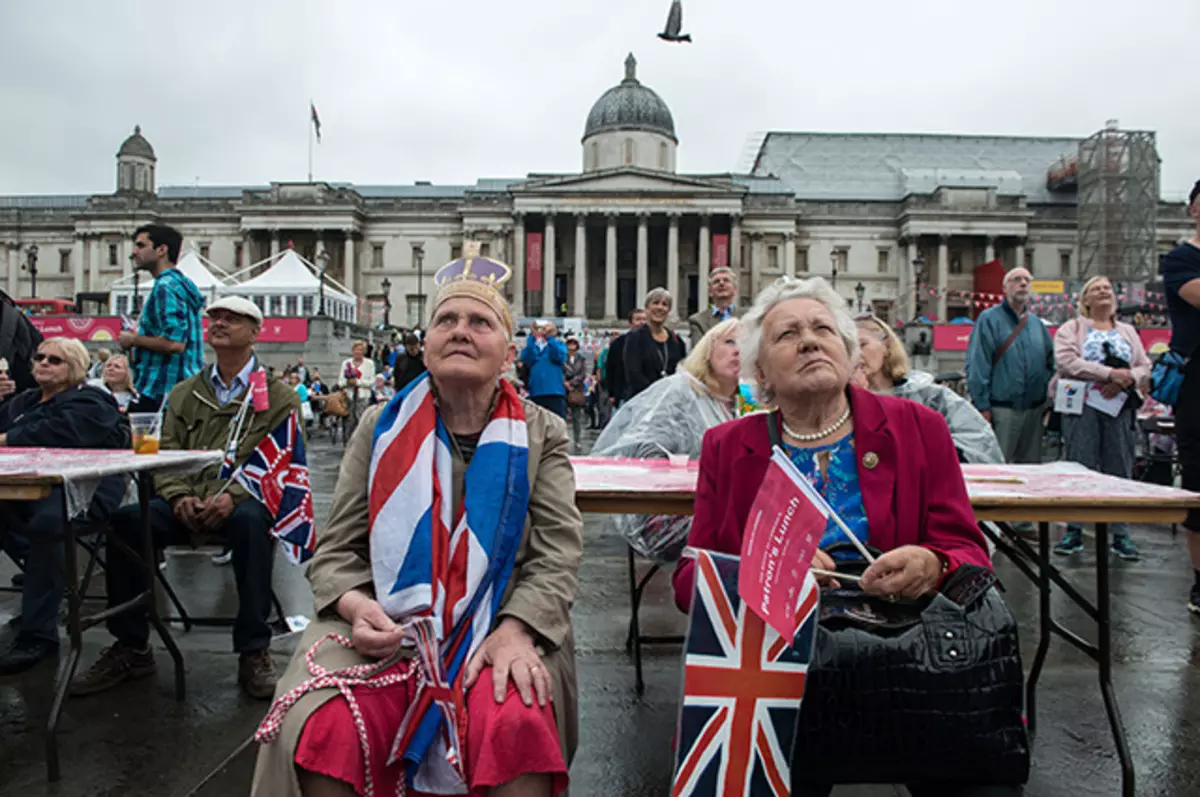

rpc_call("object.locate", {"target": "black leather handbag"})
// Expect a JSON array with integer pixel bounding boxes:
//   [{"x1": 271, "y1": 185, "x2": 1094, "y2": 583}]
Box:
[{"x1": 790, "y1": 546, "x2": 1030, "y2": 786}]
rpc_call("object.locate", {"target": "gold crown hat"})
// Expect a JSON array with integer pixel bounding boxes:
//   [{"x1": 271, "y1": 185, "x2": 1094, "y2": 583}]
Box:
[{"x1": 431, "y1": 242, "x2": 515, "y2": 335}]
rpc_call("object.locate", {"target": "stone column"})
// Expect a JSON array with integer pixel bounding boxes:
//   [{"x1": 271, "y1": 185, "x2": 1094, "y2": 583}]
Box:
[
  {"x1": 1013, "y1": 239, "x2": 1026, "y2": 272},
  {"x1": 730, "y1": 214, "x2": 742, "y2": 274},
  {"x1": 542, "y1": 214, "x2": 556, "y2": 317},
  {"x1": 239, "y1": 234, "x2": 251, "y2": 271},
  {"x1": 604, "y1": 214, "x2": 618, "y2": 320},
  {"x1": 573, "y1": 213, "x2": 587, "y2": 317},
  {"x1": 697, "y1": 215, "x2": 711, "y2": 307},
  {"x1": 270, "y1": 232, "x2": 280, "y2": 258},
  {"x1": 666, "y1": 213, "x2": 680, "y2": 320},
  {"x1": 636, "y1": 213, "x2": 649, "y2": 306},
  {"x1": 88, "y1": 238, "x2": 99, "y2": 291},
  {"x1": 6, "y1": 244, "x2": 17, "y2": 295},
  {"x1": 750, "y1": 233, "x2": 765, "y2": 297},
  {"x1": 512, "y1": 214, "x2": 526, "y2": 316},
  {"x1": 903, "y1": 237, "x2": 916, "y2": 320},
  {"x1": 72, "y1": 236, "x2": 84, "y2": 295},
  {"x1": 937, "y1": 235, "x2": 949, "y2": 321},
  {"x1": 784, "y1": 232, "x2": 797, "y2": 279},
  {"x1": 343, "y1": 233, "x2": 355, "y2": 295},
  {"x1": 984, "y1": 236, "x2": 996, "y2": 264},
  {"x1": 121, "y1": 237, "x2": 132, "y2": 278}
]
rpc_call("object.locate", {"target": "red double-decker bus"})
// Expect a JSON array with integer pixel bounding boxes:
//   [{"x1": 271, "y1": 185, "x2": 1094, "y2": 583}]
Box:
[{"x1": 14, "y1": 298, "x2": 78, "y2": 316}]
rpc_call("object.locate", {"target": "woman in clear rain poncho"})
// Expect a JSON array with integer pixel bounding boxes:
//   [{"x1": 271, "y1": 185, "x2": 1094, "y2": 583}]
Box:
[
  {"x1": 854, "y1": 314, "x2": 1003, "y2": 465},
  {"x1": 591, "y1": 319, "x2": 746, "y2": 562}
]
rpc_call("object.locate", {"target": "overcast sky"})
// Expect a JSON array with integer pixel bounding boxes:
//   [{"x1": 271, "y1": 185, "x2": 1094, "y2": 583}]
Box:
[{"x1": 2, "y1": 0, "x2": 1197, "y2": 199}]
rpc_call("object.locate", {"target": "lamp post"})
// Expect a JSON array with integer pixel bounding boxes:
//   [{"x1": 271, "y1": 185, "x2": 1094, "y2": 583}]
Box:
[
  {"x1": 912, "y1": 254, "x2": 926, "y2": 319},
  {"x1": 316, "y1": 249, "x2": 329, "y2": 316},
  {"x1": 854, "y1": 281, "x2": 866, "y2": 313},
  {"x1": 24, "y1": 244, "x2": 38, "y2": 299},
  {"x1": 413, "y1": 243, "x2": 425, "y2": 324},
  {"x1": 828, "y1": 247, "x2": 839, "y2": 290},
  {"x1": 381, "y1": 277, "x2": 392, "y2": 328}
]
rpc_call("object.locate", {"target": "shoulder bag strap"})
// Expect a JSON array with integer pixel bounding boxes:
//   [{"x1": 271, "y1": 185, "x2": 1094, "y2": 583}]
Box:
[
  {"x1": 766, "y1": 410, "x2": 783, "y2": 449},
  {"x1": 991, "y1": 313, "x2": 1029, "y2": 367}
]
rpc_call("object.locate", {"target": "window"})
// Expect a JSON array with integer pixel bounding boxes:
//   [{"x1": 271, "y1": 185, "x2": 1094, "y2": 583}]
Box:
[
  {"x1": 252, "y1": 296, "x2": 265, "y2": 313},
  {"x1": 480, "y1": 242, "x2": 491, "y2": 257},
  {"x1": 767, "y1": 245, "x2": 779, "y2": 270},
  {"x1": 108, "y1": 244, "x2": 118, "y2": 267},
  {"x1": 877, "y1": 249, "x2": 890, "y2": 273},
  {"x1": 589, "y1": 142, "x2": 598, "y2": 169},
  {"x1": 658, "y1": 142, "x2": 668, "y2": 170},
  {"x1": 302, "y1": 296, "x2": 314, "y2": 315},
  {"x1": 59, "y1": 249, "x2": 71, "y2": 274},
  {"x1": 116, "y1": 295, "x2": 129, "y2": 316},
  {"x1": 834, "y1": 248, "x2": 849, "y2": 271},
  {"x1": 407, "y1": 295, "x2": 427, "y2": 326},
  {"x1": 623, "y1": 138, "x2": 634, "y2": 165},
  {"x1": 797, "y1": 248, "x2": 809, "y2": 273},
  {"x1": 1059, "y1": 251, "x2": 1072, "y2": 277},
  {"x1": 199, "y1": 243, "x2": 211, "y2": 260},
  {"x1": 451, "y1": 244, "x2": 462, "y2": 260},
  {"x1": 949, "y1": 255, "x2": 963, "y2": 275},
  {"x1": 270, "y1": 296, "x2": 283, "y2": 316},
  {"x1": 286, "y1": 296, "x2": 298, "y2": 316},
  {"x1": 371, "y1": 244, "x2": 384, "y2": 270}
]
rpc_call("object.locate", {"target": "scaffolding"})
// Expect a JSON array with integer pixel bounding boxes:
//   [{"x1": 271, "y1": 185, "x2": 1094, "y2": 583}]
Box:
[{"x1": 1076, "y1": 120, "x2": 1159, "y2": 281}]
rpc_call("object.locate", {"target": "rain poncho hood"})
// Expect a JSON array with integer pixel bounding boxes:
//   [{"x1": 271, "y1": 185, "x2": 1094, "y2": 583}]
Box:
[{"x1": 890, "y1": 370, "x2": 1003, "y2": 464}]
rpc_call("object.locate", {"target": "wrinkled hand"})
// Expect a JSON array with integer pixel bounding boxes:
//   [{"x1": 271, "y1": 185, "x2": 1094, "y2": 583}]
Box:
[
  {"x1": 861, "y1": 546, "x2": 943, "y2": 600},
  {"x1": 981, "y1": 409, "x2": 993, "y2": 423},
  {"x1": 344, "y1": 594, "x2": 407, "y2": 660},
  {"x1": 118, "y1": 330, "x2": 137, "y2": 349},
  {"x1": 171, "y1": 496, "x2": 205, "y2": 533},
  {"x1": 543, "y1": 323, "x2": 558, "y2": 338},
  {"x1": 1099, "y1": 382, "x2": 1124, "y2": 399},
  {"x1": 0, "y1": 373, "x2": 15, "y2": 399},
  {"x1": 464, "y1": 617, "x2": 548, "y2": 708},
  {"x1": 1109, "y1": 369, "x2": 1134, "y2": 389},
  {"x1": 196, "y1": 493, "x2": 235, "y2": 532},
  {"x1": 812, "y1": 549, "x2": 840, "y2": 588}
]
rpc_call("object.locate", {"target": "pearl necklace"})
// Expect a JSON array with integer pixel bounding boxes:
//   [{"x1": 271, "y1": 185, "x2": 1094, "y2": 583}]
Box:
[{"x1": 781, "y1": 405, "x2": 851, "y2": 442}]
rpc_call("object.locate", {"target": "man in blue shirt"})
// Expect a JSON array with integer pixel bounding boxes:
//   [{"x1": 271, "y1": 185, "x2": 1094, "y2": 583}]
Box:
[
  {"x1": 965, "y1": 267, "x2": 1054, "y2": 465},
  {"x1": 118, "y1": 224, "x2": 205, "y2": 412},
  {"x1": 520, "y1": 320, "x2": 568, "y2": 417},
  {"x1": 1161, "y1": 179, "x2": 1200, "y2": 613}
]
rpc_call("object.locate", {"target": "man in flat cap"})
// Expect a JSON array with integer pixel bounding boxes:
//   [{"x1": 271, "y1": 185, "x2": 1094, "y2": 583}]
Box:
[{"x1": 72, "y1": 296, "x2": 301, "y2": 700}]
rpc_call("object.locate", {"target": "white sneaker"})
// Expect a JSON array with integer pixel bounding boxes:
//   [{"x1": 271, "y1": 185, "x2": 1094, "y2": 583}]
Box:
[{"x1": 210, "y1": 549, "x2": 233, "y2": 566}]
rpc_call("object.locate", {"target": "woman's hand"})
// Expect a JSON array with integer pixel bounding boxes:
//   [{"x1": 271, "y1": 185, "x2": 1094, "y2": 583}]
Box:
[
  {"x1": 1109, "y1": 369, "x2": 1134, "y2": 388},
  {"x1": 861, "y1": 545, "x2": 943, "y2": 600},
  {"x1": 1099, "y1": 382, "x2": 1124, "y2": 399},
  {"x1": 339, "y1": 592, "x2": 406, "y2": 660},
  {"x1": 812, "y1": 549, "x2": 840, "y2": 588},
  {"x1": 464, "y1": 617, "x2": 549, "y2": 708}
]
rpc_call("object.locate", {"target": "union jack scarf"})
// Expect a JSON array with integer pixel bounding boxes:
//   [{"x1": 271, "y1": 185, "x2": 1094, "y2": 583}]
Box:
[{"x1": 368, "y1": 372, "x2": 530, "y2": 793}]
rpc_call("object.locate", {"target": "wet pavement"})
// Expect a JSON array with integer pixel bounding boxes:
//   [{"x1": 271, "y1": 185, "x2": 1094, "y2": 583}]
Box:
[{"x1": 2, "y1": 423, "x2": 1200, "y2": 796}]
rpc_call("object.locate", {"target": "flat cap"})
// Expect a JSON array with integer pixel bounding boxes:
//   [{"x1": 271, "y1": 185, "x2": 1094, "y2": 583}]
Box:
[{"x1": 206, "y1": 295, "x2": 263, "y2": 323}]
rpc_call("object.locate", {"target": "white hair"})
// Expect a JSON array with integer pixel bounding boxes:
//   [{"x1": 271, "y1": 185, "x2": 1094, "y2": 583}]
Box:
[{"x1": 739, "y1": 275, "x2": 859, "y2": 389}]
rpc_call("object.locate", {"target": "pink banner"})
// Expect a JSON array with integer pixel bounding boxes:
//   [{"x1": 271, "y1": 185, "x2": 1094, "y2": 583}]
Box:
[
  {"x1": 30, "y1": 316, "x2": 309, "y2": 343},
  {"x1": 933, "y1": 323, "x2": 1169, "y2": 353},
  {"x1": 526, "y1": 232, "x2": 543, "y2": 292},
  {"x1": 712, "y1": 233, "x2": 729, "y2": 270}
]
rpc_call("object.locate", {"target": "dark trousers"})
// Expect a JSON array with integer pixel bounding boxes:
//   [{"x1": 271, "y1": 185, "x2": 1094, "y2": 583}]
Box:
[
  {"x1": 795, "y1": 784, "x2": 1022, "y2": 797},
  {"x1": 105, "y1": 497, "x2": 276, "y2": 653},
  {"x1": 0, "y1": 478, "x2": 126, "y2": 644},
  {"x1": 1176, "y1": 356, "x2": 1200, "y2": 530},
  {"x1": 530, "y1": 394, "x2": 566, "y2": 419}
]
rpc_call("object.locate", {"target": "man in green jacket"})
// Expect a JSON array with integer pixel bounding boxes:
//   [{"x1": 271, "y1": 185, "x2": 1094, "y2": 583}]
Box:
[{"x1": 71, "y1": 296, "x2": 302, "y2": 700}]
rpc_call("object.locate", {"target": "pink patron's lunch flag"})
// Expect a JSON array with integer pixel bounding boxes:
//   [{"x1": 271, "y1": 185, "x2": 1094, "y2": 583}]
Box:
[{"x1": 739, "y1": 447, "x2": 830, "y2": 642}]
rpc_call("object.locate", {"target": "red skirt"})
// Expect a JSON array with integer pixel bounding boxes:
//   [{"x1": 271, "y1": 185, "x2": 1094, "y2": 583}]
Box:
[{"x1": 295, "y1": 663, "x2": 568, "y2": 796}]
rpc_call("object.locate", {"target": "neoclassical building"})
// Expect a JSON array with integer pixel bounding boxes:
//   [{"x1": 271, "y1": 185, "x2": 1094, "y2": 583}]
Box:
[{"x1": 1, "y1": 54, "x2": 1192, "y2": 327}]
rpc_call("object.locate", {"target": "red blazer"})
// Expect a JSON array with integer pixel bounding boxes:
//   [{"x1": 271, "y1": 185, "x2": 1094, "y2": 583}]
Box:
[{"x1": 672, "y1": 386, "x2": 991, "y2": 611}]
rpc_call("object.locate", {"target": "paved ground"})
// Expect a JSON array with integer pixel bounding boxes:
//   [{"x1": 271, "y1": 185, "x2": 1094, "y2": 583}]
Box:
[{"x1": 2, "y1": 423, "x2": 1200, "y2": 797}]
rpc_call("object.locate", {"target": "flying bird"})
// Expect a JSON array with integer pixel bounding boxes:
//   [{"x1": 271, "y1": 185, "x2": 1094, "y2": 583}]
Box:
[{"x1": 658, "y1": 0, "x2": 692, "y2": 43}]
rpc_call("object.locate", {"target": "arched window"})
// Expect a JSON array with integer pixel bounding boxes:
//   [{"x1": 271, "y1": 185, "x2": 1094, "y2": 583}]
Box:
[
  {"x1": 623, "y1": 138, "x2": 635, "y2": 165},
  {"x1": 659, "y1": 142, "x2": 668, "y2": 170}
]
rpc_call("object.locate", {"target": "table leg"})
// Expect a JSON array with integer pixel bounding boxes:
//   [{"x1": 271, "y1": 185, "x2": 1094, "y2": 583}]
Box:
[
  {"x1": 44, "y1": 489, "x2": 80, "y2": 782},
  {"x1": 1025, "y1": 521, "x2": 1051, "y2": 738},
  {"x1": 1094, "y1": 522, "x2": 1135, "y2": 796},
  {"x1": 139, "y1": 473, "x2": 185, "y2": 700}
]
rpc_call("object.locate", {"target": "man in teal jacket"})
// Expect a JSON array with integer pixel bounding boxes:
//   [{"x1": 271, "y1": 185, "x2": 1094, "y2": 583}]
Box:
[{"x1": 965, "y1": 267, "x2": 1054, "y2": 464}]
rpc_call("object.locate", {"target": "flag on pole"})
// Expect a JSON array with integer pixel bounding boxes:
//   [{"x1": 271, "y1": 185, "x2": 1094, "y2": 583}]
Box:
[{"x1": 310, "y1": 101, "x2": 322, "y2": 143}]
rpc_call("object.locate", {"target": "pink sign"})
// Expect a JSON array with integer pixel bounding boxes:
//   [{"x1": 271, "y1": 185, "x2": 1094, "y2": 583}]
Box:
[
  {"x1": 202, "y1": 317, "x2": 309, "y2": 343},
  {"x1": 931, "y1": 323, "x2": 1168, "y2": 353},
  {"x1": 711, "y1": 233, "x2": 730, "y2": 270},
  {"x1": 526, "y1": 232, "x2": 544, "y2": 293},
  {"x1": 29, "y1": 315, "x2": 309, "y2": 343}
]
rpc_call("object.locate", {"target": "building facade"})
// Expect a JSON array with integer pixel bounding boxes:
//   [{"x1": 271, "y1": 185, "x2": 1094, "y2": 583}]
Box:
[{"x1": 1, "y1": 54, "x2": 1192, "y2": 328}]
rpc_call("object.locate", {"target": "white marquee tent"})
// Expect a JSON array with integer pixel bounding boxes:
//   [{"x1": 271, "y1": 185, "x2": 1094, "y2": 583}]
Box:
[
  {"x1": 218, "y1": 249, "x2": 357, "y2": 323},
  {"x1": 108, "y1": 247, "x2": 234, "y2": 315}
]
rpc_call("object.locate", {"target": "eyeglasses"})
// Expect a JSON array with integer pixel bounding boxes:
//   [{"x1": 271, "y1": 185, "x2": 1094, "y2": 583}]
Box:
[{"x1": 32, "y1": 353, "x2": 65, "y2": 365}]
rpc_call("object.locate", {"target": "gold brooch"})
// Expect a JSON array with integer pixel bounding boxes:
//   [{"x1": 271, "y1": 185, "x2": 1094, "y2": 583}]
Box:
[{"x1": 862, "y1": 452, "x2": 879, "y2": 469}]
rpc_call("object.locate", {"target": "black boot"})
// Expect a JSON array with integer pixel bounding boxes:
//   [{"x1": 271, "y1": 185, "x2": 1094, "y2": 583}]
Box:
[{"x1": 0, "y1": 635, "x2": 59, "y2": 675}]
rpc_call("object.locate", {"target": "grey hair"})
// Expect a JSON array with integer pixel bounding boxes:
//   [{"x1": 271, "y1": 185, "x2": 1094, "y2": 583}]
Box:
[
  {"x1": 739, "y1": 275, "x2": 859, "y2": 389},
  {"x1": 644, "y1": 286, "x2": 672, "y2": 307}
]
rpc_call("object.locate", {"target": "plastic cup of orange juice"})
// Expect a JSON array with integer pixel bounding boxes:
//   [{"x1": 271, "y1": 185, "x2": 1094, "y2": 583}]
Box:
[{"x1": 130, "y1": 413, "x2": 161, "y2": 455}]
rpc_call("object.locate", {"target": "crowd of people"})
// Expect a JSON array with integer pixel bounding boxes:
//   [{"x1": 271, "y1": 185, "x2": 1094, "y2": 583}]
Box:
[{"x1": 0, "y1": 180, "x2": 1198, "y2": 795}]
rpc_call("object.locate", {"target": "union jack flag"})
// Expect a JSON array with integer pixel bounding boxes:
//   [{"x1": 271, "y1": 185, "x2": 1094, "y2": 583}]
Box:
[
  {"x1": 231, "y1": 409, "x2": 316, "y2": 564},
  {"x1": 671, "y1": 549, "x2": 819, "y2": 797}
]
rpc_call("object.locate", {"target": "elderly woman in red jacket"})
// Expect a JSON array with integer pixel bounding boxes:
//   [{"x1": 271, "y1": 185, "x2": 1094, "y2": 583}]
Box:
[{"x1": 673, "y1": 276, "x2": 1006, "y2": 796}]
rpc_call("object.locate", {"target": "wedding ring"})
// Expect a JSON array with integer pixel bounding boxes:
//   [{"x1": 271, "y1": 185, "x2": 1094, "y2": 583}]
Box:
[{"x1": 529, "y1": 664, "x2": 539, "y2": 673}]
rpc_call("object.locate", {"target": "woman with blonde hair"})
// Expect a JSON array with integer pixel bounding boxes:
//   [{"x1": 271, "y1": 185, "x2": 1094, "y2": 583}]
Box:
[
  {"x1": 853, "y1": 314, "x2": 1002, "y2": 464},
  {"x1": 592, "y1": 318, "x2": 743, "y2": 562},
  {"x1": 88, "y1": 353, "x2": 138, "y2": 411},
  {"x1": 1052, "y1": 275, "x2": 1150, "y2": 559}
]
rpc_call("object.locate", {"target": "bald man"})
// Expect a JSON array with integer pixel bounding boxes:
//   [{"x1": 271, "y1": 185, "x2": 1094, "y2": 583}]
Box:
[{"x1": 965, "y1": 267, "x2": 1055, "y2": 466}]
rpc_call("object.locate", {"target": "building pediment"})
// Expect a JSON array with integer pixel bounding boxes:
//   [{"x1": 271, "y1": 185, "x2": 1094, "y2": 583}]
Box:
[{"x1": 515, "y1": 168, "x2": 745, "y2": 197}]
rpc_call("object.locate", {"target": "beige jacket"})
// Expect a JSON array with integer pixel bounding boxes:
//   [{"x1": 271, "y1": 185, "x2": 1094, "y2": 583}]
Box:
[
  {"x1": 252, "y1": 399, "x2": 583, "y2": 796},
  {"x1": 686, "y1": 305, "x2": 744, "y2": 345}
]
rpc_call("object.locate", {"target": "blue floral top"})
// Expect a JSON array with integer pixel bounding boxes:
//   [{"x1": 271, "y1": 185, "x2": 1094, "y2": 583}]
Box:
[
  {"x1": 1082, "y1": 327, "x2": 1132, "y2": 365},
  {"x1": 784, "y1": 435, "x2": 869, "y2": 559}
]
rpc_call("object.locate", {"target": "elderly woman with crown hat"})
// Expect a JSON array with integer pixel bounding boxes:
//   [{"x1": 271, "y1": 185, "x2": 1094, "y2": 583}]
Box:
[{"x1": 253, "y1": 245, "x2": 583, "y2": 797}]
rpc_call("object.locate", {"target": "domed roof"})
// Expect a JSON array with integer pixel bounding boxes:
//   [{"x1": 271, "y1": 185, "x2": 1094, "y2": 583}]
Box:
[
  {"x1": 583, "y1": 54, "x2": 676, "y2": 143},
  {"x1": 117, "y1": 125, "x2": 156, "y2": 160}
]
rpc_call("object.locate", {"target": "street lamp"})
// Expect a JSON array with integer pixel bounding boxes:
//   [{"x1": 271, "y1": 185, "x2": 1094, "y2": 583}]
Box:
[
  {"x1": 381, "y1": 277, "x2": 392, "y2": 328},
  {"x1": 912, "y1": 254, "x2": 927, "y2": 319},
  {"x1": 413, "y1": 243, "x2": 425, "y2": 323},
  {"x1": 854, "y1": 281, "x2": 866, "y2": 313},
  {"x1": 828, "y1": 247, "x2": 839, "y2": 290},
  {"x1": 316, "y1": 249, "x2": 329, "y2": 316},
  {"x1": 23, "y1": 244, "x2": 38, "y2": 298}
]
